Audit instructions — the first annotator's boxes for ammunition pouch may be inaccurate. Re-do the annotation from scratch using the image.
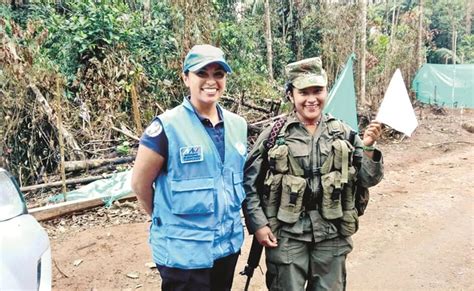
[277,174,306,224]
[262,172,282,218]
[268,144,289,173]
[321,171,343,219]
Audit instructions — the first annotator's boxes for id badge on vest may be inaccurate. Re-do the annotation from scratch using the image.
[180,145,204,163]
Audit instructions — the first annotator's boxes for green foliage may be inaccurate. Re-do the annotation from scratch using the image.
[40,0,142,83]
[428,47,461,64]
[215,18,278,100]
[425,0,467,50]
[116,141,131,155]
[458,35,474,63]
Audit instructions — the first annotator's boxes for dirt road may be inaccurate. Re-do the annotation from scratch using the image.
[46,108,474,290]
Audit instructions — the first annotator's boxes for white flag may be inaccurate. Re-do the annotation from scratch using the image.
[376,69,418,136]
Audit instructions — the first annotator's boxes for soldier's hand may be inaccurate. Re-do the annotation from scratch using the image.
[363,120,382,146]
[255,226,278,248]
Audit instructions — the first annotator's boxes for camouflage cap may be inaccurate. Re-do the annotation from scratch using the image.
[285,57,327,89]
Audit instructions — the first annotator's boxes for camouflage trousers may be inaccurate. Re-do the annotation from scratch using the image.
[265,236,353,291]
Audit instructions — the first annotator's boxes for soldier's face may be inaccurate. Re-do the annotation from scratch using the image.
[290,86,327,123]
[183,63,227,107]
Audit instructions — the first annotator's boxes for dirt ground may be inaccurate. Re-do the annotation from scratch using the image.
[43,107,474,291]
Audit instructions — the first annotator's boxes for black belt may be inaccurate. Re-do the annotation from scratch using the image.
[304,204,319,211]
[304,168,321,178]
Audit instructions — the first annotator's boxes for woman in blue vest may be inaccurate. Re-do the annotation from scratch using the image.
[132,44,248,291]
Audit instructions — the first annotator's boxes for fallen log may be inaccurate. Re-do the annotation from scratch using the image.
[221,96,281,114]
[29,193,136,222]
[21,174,114,193]
[64,156,134,172]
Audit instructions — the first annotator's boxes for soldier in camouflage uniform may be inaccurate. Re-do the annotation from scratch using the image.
[243,57,384,290]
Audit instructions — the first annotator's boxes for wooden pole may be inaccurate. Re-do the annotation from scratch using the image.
[55,78,67,198]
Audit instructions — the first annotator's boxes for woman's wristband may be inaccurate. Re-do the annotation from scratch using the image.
[363,142,377,151]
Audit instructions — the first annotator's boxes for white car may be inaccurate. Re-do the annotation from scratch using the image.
[0,168,52,291]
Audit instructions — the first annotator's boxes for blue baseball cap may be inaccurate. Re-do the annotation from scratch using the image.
[183,44,232,74]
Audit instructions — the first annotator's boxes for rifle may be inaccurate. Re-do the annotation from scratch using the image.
[240,236,263,291]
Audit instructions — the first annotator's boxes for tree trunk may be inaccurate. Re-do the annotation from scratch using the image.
[143,0,151,23]
[295,0,303,60]
[417,0,424,68]
[452,29,457,64]
[390,1,397,44]
[130,80,143,135]
[360,0,368,106]
[465,0,472,35]
[264,0,274,82]
[55,79,67,197]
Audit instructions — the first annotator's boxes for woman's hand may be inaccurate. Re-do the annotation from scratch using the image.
[255,225,278,248]
[363,120,382,146]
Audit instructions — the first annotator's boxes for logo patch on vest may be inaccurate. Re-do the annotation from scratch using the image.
[235,142,246,156]
[144,120,162,137]
[180,145,204,163]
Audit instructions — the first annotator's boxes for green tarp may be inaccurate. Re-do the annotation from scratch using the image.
[324,53,359,131]
[49,170,132,205]
[412,64,474,108]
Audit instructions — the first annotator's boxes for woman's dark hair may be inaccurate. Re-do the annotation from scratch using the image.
[285,83,294,101]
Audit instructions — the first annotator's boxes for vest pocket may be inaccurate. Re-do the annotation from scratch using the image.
[232,172,246,210]
[165,226,214,268]
[170,178,215,215]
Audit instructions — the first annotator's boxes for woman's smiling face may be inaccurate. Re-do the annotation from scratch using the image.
[290,86,327,124]
[183,63,227,107]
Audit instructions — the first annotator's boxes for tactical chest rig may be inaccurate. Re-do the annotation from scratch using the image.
[259,117,369,237]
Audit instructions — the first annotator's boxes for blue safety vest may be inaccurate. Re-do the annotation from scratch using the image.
[150,97,247,269]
